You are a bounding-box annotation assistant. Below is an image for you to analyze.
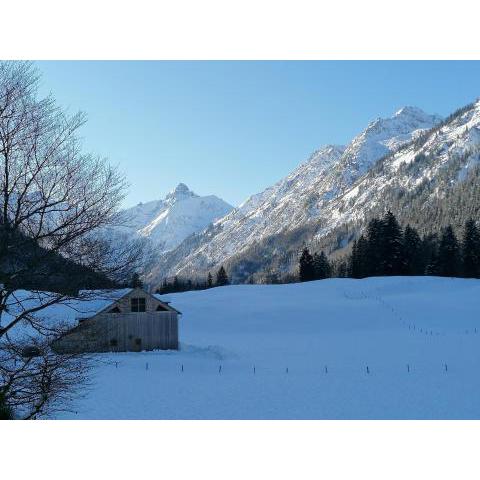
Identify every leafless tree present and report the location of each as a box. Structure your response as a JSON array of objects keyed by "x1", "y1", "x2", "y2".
[
  {"x1": 0, "y1": 61, "x2": 146, "y2": 418},
  {"x1": 0, "y1": 336, "x2": 93, "y2": 419}
]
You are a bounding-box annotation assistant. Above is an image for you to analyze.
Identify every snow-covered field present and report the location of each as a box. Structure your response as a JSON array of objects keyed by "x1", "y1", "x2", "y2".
[{"x1": 57, "y1": 277, "x2": 480, "y2": 419}]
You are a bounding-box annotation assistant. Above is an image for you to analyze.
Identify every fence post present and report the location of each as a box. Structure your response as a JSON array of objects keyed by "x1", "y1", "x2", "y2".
[
  {"x1": 325, "y1": 365, "x2": 328, "y2": 374},
  {"x1": 181, "y1": 364, "x2": 184, "y2": 373},
  {"x1": 407, "y1": 364, "x2": 410, "y2": 373},
  {"x1": 219, "y1": 365, "x2": 222, "y2": 374},
  {"x1": 146, "y1": 362, "x2": 149, "y2": 370},
  {"x1": 253, "y1": 365, "x2": 256, "y2": 375},
  {"x1": 366, "y1": 366, "x2": 370, "y2": 374}
]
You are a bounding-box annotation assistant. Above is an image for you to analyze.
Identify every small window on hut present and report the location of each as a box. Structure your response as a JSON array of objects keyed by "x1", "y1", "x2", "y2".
[{"x1": 131, "y1": 297, "x2": 146, "y2": 312}]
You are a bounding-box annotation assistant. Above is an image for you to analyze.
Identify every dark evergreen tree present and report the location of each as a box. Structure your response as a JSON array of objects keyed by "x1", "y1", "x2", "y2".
[
  {"x1": 313, "y1": 251, "x2": 331, "y2": 279},
  {"x1": 380, "y1": 211, "x2": 405, "y2": 275},
  {"x1": 216, "y1": 266, "x2": 229, "y2": 286},
  {"x1": 356, "y1": 235, "x2": 369, "y2": 278},
  {"x1": 207, "y1": 272, "x2": 213, "y2": 288},
  {"x1": 461, "y1": 219, "x2": 480, "y2": 278},
  {"x1": 131, "y1": 272, "x2": 143, "y2": 289},
  {"x1": 173, "y1": 275, "x2": 180, "y2": 291},
  {"x1": 348, "y1": 240, "x2": 358, "y2": 278},
  {"x1": 337, "y1": 261, "x2": 347, "y2": 278},
  {"x1": 421, "y1": 233, "x2": 439, "y2": 275},
  {"x1": 365, "y1": 218, "x2": 384, "y2": 277},
  {"x1": 349, "y1": 236, "x2": 369, "y2": 278},
  {"x1": 437, "y1": 225, "x2": 460, "y2": 277},
  {"x1": 299, "y1": 248, "x2": 315, "y2": 282},
  {"x1": 403, "y1": 225, "x2": 423, "y2": 275}
]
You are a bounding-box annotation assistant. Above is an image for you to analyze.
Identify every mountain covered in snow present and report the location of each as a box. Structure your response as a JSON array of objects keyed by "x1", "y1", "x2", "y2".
[
  {"x1": 147, "y1": 105, "x2": 450, "y2": 283},
  {"x1": 115, "y1": 183, "x2": 233, "y2": 254}
]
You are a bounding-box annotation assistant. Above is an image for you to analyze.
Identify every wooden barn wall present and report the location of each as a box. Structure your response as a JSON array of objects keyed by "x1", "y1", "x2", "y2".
[{"x1": 54, "y1": 312, "x2": 179, "y2": 353}]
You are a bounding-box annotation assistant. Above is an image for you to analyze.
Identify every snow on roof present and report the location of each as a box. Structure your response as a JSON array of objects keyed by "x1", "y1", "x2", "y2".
[
  {"x1": 152, "y1": 294, "x2": 172, "y2": 303},
  {"x1": 153, "y1": 294, "x2": 182, "y2": 314},
  {"x1": 2, "y1": 289, "x2": 133, "y2": 341},
  {"x1": 3, "y1": 288, "x2": 181, "y2": 342}
]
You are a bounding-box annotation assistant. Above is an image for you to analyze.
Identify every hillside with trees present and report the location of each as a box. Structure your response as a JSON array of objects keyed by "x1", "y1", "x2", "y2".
[{"x1": 298, "y1": 212, "x2": 480, "y2": 282}]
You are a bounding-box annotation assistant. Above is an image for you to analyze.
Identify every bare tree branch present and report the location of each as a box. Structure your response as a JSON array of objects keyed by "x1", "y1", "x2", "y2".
[{"x1": 0, "y1": 61, "x2": 145, "y2": 419}]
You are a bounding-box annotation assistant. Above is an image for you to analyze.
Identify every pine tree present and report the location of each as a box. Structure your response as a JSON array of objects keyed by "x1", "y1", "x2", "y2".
[
  {"x1": 207, "y1": 272, "x2": 213, "y2": 288},
  {"x1": 437, "y1": 225, "x2": 460, "y2": 277},
  {"x1": 356, "y1": 235, "x2": 369, "y2": 278},
  {"x1": 348, "y1": 240, "x2": 358, "y2": 278},
  {"x1": 131, "y1": 272, "x2": 143, "y2": 289},
  {"x1": 299, "y1": 248, "x2": 315, "y2": 282},
  {"x1": 216, "y1": 266, "x2": 229, "y2": 286},
  {"x1": 422, "y1": 233, "x2": 439, "y2": 275},
  {"x1": 313, "y1": 251, "x2": 331, "y2": 279},
  {"x1": 173, "y1": 276, "x2": 180, "y2": 291},
  {"x1": 348, "y1": 236, "x2": 368, "y2": 278},
  {"x1": 403, "y1": 225, "x2": 423, "y2": 275},
  {"x1": 159, "y1": 278, "x2": 170, "y2": 294},
  {"x1": 461, "y1": 219, "x2": 480, "y2": 278},
  {"x1": 380, "y1": 211, "x2": 405, "y2": 276},
  {"x1": 365, "y1": 218, "x2": 384, "y2": 277},
  {"x1": 337, "y1": 261, "x2": 347, "y2": 278}
]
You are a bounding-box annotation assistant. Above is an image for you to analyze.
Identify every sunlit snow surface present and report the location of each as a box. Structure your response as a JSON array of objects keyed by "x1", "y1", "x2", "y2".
[{"x1": 57, "y1": 277, "x2": 480, "y2": 419}]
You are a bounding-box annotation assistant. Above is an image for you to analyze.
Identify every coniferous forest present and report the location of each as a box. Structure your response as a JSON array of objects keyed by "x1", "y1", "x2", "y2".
[
  {"x1": 299, "y1": 211, "x2": 480, "y2": 282},
  {"x1": 158, "y1": 212, "x2": 480, "y2": 291},
  {"x1": 158, "y1": 265, "x2": 229, "y2": 293}
]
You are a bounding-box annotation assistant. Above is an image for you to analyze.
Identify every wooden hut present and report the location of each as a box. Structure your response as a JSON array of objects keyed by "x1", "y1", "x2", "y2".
[{"x1": 53, "y1": 288, "x2": 180, "y2": 353}]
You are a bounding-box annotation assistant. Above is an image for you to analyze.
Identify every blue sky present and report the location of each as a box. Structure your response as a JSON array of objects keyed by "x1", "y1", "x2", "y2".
[{"x1": 36, "y1": 61, "x2": 480, "y2": 208}]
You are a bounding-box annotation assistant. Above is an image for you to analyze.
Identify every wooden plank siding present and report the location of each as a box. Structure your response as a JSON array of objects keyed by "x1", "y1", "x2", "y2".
[{"x1": 53, "y1": 288, "x2": 179, "y2": 353}]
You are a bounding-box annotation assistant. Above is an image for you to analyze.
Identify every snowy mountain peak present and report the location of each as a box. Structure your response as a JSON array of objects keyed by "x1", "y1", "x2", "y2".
[
  {"x1": 112, "y1": 184, "x2": 233, "y2": 254},
  {"x1": 394, "y1": 105, "x2": 442, "y2": 127},
  {"x1": 395, "y1": 105, "x2": 429, "y2": 117},
  {"x1": 339, "y1": 107, "x2": 442, "y2": 181},
  {"x1": 363, "y1": 106, "x2": 441, "y2": 138},
  {"x1": 166, "y1": 183, "x2": 197, "y2": 202}
]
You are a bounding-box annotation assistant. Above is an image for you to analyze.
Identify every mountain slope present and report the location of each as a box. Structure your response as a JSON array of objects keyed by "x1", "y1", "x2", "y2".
[
  {"x1": 117, "y1": 183, "x2": 233, "y2": 254},
  {"x1": 225, "y1": 99, "x2": 480, "y2": 280},
  {"x1": 312, "y1": 100, "x2": 480, "y2": 240},
  {"x1": 148, "y1": 106, "x2": 442, "y2": 283}
]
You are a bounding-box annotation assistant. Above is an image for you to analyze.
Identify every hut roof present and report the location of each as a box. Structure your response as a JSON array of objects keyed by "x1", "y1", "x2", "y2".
[{"x1": 3, "y1": 288, "x2": 178, "y2": 341}]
